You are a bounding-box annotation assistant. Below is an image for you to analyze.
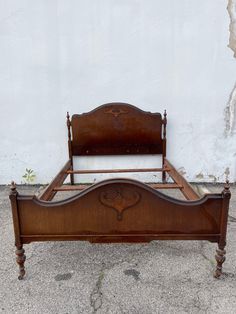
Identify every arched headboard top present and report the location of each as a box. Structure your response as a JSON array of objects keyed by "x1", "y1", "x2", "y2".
[{"x1": 69, "y1": 103, "x2": 166, "y2": 156}]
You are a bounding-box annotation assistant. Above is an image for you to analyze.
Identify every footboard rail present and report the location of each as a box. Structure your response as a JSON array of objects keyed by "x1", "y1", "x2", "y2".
[{"x1": 9, "y1": 179, "x2": 230, "y2": 279}]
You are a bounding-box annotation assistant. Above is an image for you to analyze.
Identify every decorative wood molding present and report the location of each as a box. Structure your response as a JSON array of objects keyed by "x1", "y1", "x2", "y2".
[
  {"x1": 100, "y1": 187, "x2": 141, "y2": 220},
  {"x1": 104, "y1": 108, "x2": 128, "y2": 117}
]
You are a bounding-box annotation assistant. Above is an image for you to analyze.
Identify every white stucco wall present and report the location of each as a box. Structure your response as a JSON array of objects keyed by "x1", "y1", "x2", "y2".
[{"x1": 0, "y1": 0, "x2": 236, "y2": 184}]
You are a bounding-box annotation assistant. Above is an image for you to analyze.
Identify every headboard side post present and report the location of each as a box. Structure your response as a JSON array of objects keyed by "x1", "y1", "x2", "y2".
[
  {"x1": 9, "y1": 181, "x2": 26, "y2": 280},
  {"x1": 162, "y1": 110, "x2": 167, "y2": 183},
  {"x1": 67, "y1": 112, "x2": 74, "y2": 185}
]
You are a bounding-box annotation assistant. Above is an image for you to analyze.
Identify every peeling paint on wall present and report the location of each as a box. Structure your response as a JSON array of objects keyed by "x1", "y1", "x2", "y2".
[
  {"x1": 196, "y1": 173, "x2": 204, "y2": 180},
  {"x1": 224, "y1": 167, "x2": 230, "y2": 180},
  {"x1": 178, "y1": 167, "x2": 186, "y2": 176},
  {"x1": 195, "y1": 171, "x2": 230, "y2": 183},
  {"x1": 225, "y1": 83, "x2": 236, "y2": 135},
  {"x1": 227, "y1": 0, "x2": 236, "y2": 57},
  {"x1": 208, "y1": 175, "x2": 217, "y2": 183}
]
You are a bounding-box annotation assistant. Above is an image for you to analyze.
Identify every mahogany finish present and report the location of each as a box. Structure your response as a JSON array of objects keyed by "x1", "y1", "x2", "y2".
[
  {"x1": 9, "y1": 103, "x2": 231, "y2": 279},
  {"x1": 71, "y1": 103, "x2": 164, "y2": 155}
]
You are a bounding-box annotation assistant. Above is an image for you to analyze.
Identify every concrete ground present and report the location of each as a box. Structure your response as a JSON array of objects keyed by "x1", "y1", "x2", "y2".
[{"x1": 0, "y1": 184, "x2": 236, "y2": 314}]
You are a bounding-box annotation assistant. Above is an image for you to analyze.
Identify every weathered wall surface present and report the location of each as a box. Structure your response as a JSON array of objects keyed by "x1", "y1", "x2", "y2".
[
  {"x1": 0, "y1": 0, "x2": 236, "y2": 184},
  {"x1": 228, "y1": 0, "x2": 236, "y2": 57}
]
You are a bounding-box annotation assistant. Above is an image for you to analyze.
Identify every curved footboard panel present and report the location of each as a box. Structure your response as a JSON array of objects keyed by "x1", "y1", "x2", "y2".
[{"x1": 14, "y1": 179, "x2": 226, "y2": 244}]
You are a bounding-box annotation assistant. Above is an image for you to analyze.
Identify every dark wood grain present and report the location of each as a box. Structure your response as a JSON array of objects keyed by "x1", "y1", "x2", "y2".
[
  {"x1": 17, "y1": 179, "x2": 223, "y2": 239},
  {"x1": 71, "y1": 103, "x2": 164, "y2": 155}
]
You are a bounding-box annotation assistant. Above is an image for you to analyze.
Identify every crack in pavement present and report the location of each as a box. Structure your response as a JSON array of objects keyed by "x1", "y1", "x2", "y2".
[
  {"x1": 89, "y1": 245, "x2": 147, "y2": 313},
  {"x1": 90, "y1": 267, "x2": 105, "y2": 313}
]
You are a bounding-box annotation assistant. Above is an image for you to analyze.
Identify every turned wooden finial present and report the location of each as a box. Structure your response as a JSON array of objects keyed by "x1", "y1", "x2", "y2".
[
  {"x1": 66, "y1": 111, "x2": 71, "y2": 141},
  {"x1": 164, "y1": 109, "x2": 167, "y2": 119},
  {"x1": 67, "y1": 111, "x2": 70, "y2": 127},
  {"x1": 163, "y1": 110, "x2": 167, "y2": 139},
  {"x1": 10, "y1": 181, "x2": 17, "y2": 196},
  {"x1": 222, "y1": 179, "x2": 231, "y2": 198}
]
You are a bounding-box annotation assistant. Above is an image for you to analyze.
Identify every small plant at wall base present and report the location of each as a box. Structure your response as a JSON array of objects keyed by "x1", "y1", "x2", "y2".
[{"x1": 22, "y1": 168, "x2": 36, "y2": 184}]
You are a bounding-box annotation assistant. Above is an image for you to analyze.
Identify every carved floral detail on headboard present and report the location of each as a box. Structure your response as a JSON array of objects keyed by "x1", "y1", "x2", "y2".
[
  {"x1": 99, "y1": 187, "x2": 141, "y2": 220},
  {"x1": 104, "y1": 108, "x2": 128, "y2": 117}
]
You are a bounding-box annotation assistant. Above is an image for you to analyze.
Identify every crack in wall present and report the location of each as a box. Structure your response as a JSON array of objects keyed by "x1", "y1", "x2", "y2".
[
  {"x1": 228, "y1": 0, "x2": 236, "y2": 57},
  {"x1": 224, "y1": 82, "x2": 236, "y2": 136}
]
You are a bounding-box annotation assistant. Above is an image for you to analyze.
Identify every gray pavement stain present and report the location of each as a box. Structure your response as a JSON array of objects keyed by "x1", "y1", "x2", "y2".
[
  {"x1": 124, "y1": 268, "x2": 140, "y2": 280},
  {"x1": 54, "y1": 273, "x2": 73, "y2": 281}
]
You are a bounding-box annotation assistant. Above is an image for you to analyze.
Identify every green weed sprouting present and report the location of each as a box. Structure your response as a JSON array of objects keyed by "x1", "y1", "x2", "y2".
[{"x1": 22, "y1": 168, "x2": 36, "y2": 184}]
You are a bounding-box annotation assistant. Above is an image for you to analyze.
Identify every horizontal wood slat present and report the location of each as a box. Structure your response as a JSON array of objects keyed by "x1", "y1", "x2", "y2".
[{"x1": 66, "y1": 167, "x2": 170, "y2": 174}]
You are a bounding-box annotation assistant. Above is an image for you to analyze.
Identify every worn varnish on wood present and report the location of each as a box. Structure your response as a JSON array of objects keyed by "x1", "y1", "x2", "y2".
[{"x1": 9, "y1": 103, "x2": 231, "y2": 280}]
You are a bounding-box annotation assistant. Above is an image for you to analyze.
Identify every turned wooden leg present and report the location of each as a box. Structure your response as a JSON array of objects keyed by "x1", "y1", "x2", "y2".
[
  {"x1": 16, "y1": 245, "x2": 26, "y2": 280},
  {"x1": 214, "y1": 245, "x2": 226, "y2": 278}
]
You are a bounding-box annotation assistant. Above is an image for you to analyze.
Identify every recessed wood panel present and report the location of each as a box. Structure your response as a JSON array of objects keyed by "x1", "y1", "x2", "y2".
[{"x1": 71, "y1": 103, "x2": 163, "y2": 155}]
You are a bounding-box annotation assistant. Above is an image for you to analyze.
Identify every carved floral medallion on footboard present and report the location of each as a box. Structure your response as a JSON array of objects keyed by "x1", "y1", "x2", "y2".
[{"x1": 99, "y1": 187, "x2": 141, "y2": 220}]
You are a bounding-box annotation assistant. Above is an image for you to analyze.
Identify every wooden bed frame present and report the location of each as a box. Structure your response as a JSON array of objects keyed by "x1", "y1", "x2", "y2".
[{"x1": 10, "y1": 103, "x2": 231, "y2": 280}]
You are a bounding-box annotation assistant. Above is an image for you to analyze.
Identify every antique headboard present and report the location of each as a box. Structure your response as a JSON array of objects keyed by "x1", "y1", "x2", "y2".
[{"x1": 67, "y1": 103, "x2": 167, "y2": 157}]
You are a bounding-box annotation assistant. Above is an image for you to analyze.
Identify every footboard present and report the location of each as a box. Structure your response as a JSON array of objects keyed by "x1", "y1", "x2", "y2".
[
  {"x1": 10, "y1": 178, "x2": 230, "y2": 243},
  {"x1": 11, "y1": 179, "x2": 228, "y2": 239},
  {"x1": 10, "y1": 179, "x2": 230, "y2": 279}
]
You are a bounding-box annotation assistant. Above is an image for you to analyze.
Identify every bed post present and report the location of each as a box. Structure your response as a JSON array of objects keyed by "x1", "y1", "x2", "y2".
[
  {"x1": 67, "y1": 112, "x2": 74, "y2": 185},
  {"x1": 9, "y1": 182, "x2": 26, "y2": 280},
  {"x1": 214, "y1": 180, "x2": 231, "y2": 278},
  {"x1": 162, "y1": 110, "x2": 167, "y2": 183}
]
